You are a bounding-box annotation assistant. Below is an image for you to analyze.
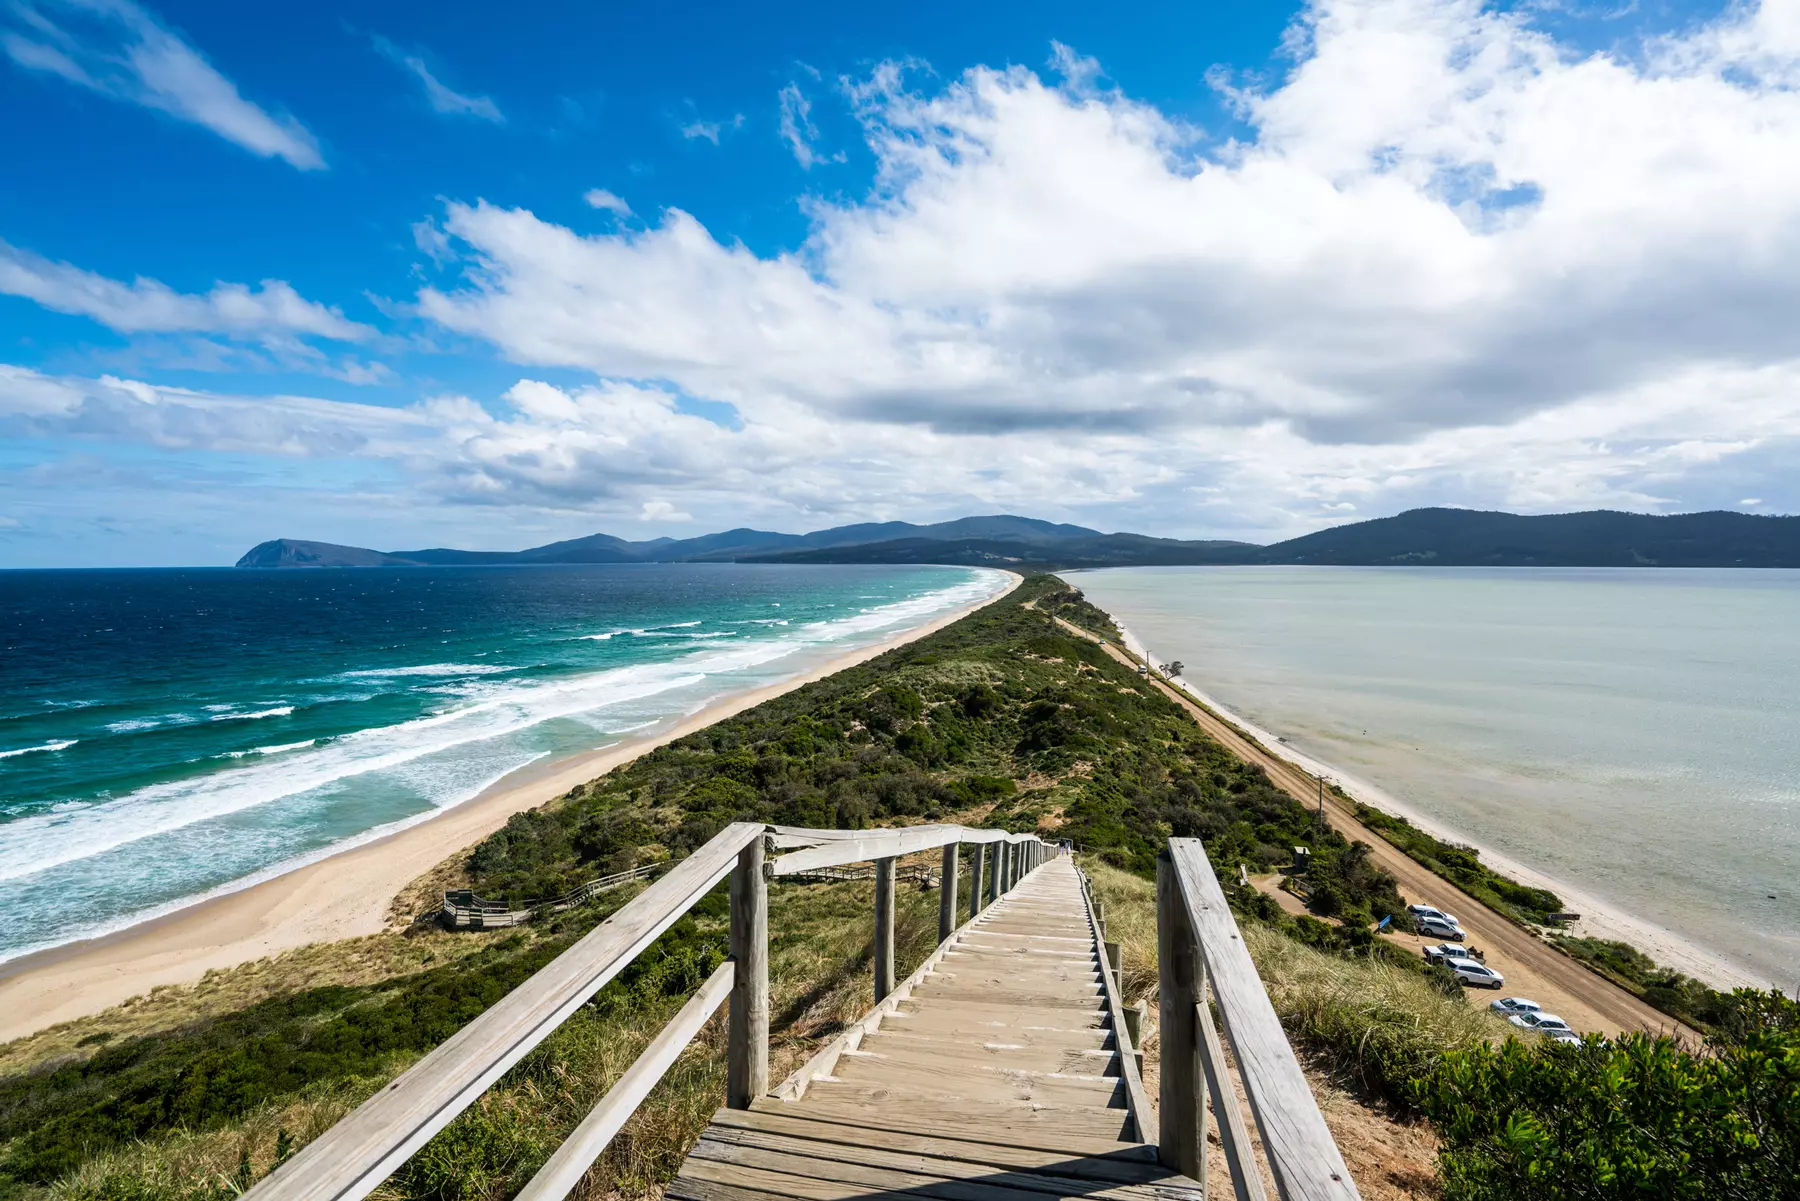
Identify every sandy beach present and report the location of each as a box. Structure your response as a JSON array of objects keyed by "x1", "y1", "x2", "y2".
[
  {"x1": 0, "y1": 571, "x2": 1019, "y2": 1045},
  {"x1": 1112, "y1": 622, "x2": 1766, "y2": 993}
]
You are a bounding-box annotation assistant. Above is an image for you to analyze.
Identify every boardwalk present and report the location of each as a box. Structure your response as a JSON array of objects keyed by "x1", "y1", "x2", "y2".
[
  {"x1": 248, "y1": 824, "x2": 1356, "y2": 1201},
  {"x1": 670, "y1": 857, "x2": 1204, "y2": 1201}
]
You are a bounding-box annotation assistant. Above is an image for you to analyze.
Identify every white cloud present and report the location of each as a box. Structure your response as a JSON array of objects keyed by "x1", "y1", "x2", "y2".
[
  {"x1": 0, "y1": 240, "x2": 373, "y2": 342},
  {"x1": 680, "y1": 112, "x2": 743, "y2": 144},
  {"x1": 778, "y1": 81, "x2": 842, "y2": 169},
  {"x1": 395, "y1": 0, "x2": 1800, "y2": 533},
  {"x1": 2, "y1": 0, "x2": 323, "y2": 169},
  {"x1": 582, "y1": 188, "x2": 632, "y2": 217},
  {"x1": 640, "y1": 499, "x2": 693, "y2": 522},
  {"x1": 17, "y1": 0, "x2": 1800, "y2": 543},
  {"x1": 373, "y1": 35, "x2": 503, "y2": 124}
]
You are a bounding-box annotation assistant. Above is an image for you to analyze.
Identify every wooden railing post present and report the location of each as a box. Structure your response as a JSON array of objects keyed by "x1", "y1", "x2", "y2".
[
  {"x1": 874, "y1": 856, "x2": 896, "y2": 999},
  {"x1": 986, "y1": 842, "x2": 1002, "y2": 907},
  {"x1": 1158, "y1": 849, "x2": 1205, "y2": 1186},
  {"x1": 969, "y1": 843, "x2": 986, "y2": 918},
  {"x1": 939, "y1": 842, "x2": 959, "y2": 944},
  {"x1": 728, "y1": 833, "x2": 769, "y2": 1109}
]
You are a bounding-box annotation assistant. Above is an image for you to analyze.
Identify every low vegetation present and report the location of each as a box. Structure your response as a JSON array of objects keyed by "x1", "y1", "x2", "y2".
[
  {"x1": 1415, "y1": 989, "x2": 1800, "y2": 1199},
  {"x1": 1350, "y1": 802, "x2": 1563, "y2": 926},
  {"x1": 1548, "y1": 932, "x2": 1746, "y2": 1032},
  {"x1": 1083, "y1": 860, "x2": 1495, "y2": 1108}
]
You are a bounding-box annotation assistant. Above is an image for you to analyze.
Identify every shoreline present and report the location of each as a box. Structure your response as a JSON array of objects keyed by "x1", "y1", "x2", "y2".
[
  {"x1": 1110, "y1": 620, "x2": 1766, "y2": 993},
  {"x1": 0, "y1": 570, "x2": 1020, "y2": 1044}
]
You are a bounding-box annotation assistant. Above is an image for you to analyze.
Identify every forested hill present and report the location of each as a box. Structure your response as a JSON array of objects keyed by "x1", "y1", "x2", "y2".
[
  {"x1": 745, "y1": 508, "x2": 1800, "y2": 568},
  {"x1": 1251, "y1": 507, "x2": 1800, "y2": 568},
  {"x1": 238, "y1": 507, "x2": 1800, "y2": 570}
]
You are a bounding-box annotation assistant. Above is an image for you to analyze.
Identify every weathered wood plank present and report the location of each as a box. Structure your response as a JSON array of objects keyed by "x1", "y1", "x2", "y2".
[
  {"x1": 1077, "y1": 863, "x2": 1158, "y2": 1148},
  {"x1": 874, "y1": 856, "x2": 896, "y2": 1000},
  {"x1": 687, "y1": 1131, "x2": 1203, "y2": 1201},
  {"x1": 246, "y1": 821, "x2": 766, "y2": 1201},
  {"x1": 747, "y1": 1098, "x2": 1145, "y2": 1157},
  {"x1": 1157, "y1": 854, "x2": 1203, "y2": 1184},
  {"x1": 709, "y1": 1107, "x2": 1163, "y2": 1182},
  {"x1": 940, "y1": 842, "x2": 960, "y2": 944},
  {"x1": 770, "y1": 826, "x2": 1042, "y2": 877},
  {"x1": 515, "y1": 961, "x2": 733, "y2": 1201},
  {"x1": 728, "y1": 835, "x2": 768, "y2": 1109},
  {"x1": 1198, "y1": 999, "x2": 1270, "y2": 1201},
  {"x1": 1168, "y1": 839, "x2": 1360, "y2": 1199}
]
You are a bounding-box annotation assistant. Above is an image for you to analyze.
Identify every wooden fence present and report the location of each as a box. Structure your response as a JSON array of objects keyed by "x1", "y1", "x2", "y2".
[{"x1": 244, "y1": 822, "x2": 1054, "y2": 1201}]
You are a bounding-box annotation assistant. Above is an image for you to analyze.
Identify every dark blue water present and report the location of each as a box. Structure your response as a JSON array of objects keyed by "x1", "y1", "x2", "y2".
[{"x1": 0, "y1": 563, "x2": 1003, "y2": 959}]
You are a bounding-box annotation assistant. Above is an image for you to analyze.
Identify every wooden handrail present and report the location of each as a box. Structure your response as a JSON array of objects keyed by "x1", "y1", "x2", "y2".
[
  {"x1": 1075, "y1": 865, "x2": 1157, "y2": 1145},
  {"x1": 514, "y1": 960, "x2": 734, "y2": 1200},
  {"x1": 246, "y1": 822, "x2": 766, "y2": 1201},
  {"x1": 248, "y1": 820, "x2": 1055, "y2": 1201},
  {"x1": 440, "y1": 863, "x2": 664, "y2": 928},
  {"x1": 1160, "y1": 839, "x2": 1360, "y2": 1200},
  {"x1": 768, "y1": 822, "x2": 1039, "y2": 876}
]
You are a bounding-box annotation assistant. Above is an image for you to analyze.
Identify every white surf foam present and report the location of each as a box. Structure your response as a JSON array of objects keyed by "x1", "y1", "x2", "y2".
[
  {"x1": 337, "y1": 663, "x2": 514, "y2": 678},
  {"x1": 210, "y1": 707, "x2": 295, "y2": 722},
  {"x1": 0, "y1": 569, "x2": 1007, "y2": 889},
  {"x1": 0, "y1": 739, "x2": 78, "y2": 760},
  {"x1": 221, "y1": 740, "x2": 317, "y2": 759}
]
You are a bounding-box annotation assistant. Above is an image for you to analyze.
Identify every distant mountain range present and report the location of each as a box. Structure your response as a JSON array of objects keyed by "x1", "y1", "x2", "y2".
[{"x1": 236, "y1": 508, "x2": 1800, "y2": 570}]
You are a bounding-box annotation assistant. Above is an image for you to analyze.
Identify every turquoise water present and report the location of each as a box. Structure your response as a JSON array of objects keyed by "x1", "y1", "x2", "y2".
[
  {"x1": 0, "y1": 563, "x2": 1004, "y2": 961},
  {"x1": 1071, "y1": 567, "x2": 1800, "y2": 987}
]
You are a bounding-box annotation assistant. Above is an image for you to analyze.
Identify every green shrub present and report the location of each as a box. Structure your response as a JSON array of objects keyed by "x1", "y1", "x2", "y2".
[{"x1": 1414, "y1": 989, "x2": 1800, "y2": 1199}]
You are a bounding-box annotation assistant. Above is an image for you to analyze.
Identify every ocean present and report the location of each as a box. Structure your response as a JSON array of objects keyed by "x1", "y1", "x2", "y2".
[
  {"x1": 1070, "y1": 566, "x2": 1800, "y2": 988},
  {"x1": 0, "y1": 563, "x2": 1005, "y2": 962}
]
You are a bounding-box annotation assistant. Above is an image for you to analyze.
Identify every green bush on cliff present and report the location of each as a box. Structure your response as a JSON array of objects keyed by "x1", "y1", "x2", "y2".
[{"x1": 1413, "y1": 989, "x2": 1800, "y2": 1200}]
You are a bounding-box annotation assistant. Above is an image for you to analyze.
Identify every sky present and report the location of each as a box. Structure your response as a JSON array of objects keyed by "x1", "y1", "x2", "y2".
[{"x1": 3, "y1": 0, "x2": 1798, "y2": 566}]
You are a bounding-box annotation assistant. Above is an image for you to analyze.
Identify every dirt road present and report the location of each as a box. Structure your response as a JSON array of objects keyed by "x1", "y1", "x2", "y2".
[{"x1": 1049, "y1": 612, "x2": 1688, "y2": 1039}]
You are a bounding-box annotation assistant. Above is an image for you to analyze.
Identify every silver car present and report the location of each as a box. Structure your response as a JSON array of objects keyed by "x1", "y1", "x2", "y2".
[
  {"x1": 1445, "y1": 957, "x2": 1505, "y2": 989},
  {"x1": 1489, "y1": 996, "x2": 1542, "y2": 1016}
]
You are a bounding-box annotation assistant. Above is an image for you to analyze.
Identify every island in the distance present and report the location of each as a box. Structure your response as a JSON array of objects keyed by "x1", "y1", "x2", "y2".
[{"x1": 238, "y1": 506, "x2": 1800, "y2": 570}]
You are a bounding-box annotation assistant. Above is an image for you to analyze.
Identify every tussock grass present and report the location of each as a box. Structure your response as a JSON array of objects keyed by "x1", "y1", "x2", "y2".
[
  {"x1": 17, "y1": 877, "x2": 947, "y2": 1201},
  {"x1": 44, "y1": 1077, "x2": 385, "y2": 1201},
  {"x1": 1080, "y1": 857, "x2": 1502, "y2": 1105},
  {"x1": 0, "y1": 928, "x2": 509, "y2": 1081}
]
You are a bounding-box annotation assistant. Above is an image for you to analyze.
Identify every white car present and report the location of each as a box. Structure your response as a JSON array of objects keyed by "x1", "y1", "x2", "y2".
[
  {"x1": 1446, "y1": 957, "x2": 1505, "y2": 989},
  {"x1": 1417, "y1": 915, "x2": 1466, "y2": 940},
  {"x1": 1489, "y1": 996, "x2": 1542, "y2": 1016},
  {"x1": 1423, "y1": 943, "x2": 1471, "y2": 964},
  {"x1": 1510, "y1": 1012, "x2": 1575, "y2": 1038},
  {"x1": 1408, "y1": 903, "x2": 1461, "y2": 925}
]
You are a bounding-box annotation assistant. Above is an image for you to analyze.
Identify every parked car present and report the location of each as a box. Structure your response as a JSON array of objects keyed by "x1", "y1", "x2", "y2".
[
  {"x1": 1510, "y1": 1012, "x2": 1575, "y2": 1038},
  {"x1": 1423, "y1": 942, "x2": 1471, "y2": 964},
  {"x1": 1445, "y1": 957, "x2": 1505, "y2": 989},
  {"x1": 1489, "y1": 996, "x2": 1542, "y2": 1016},
  {"x1": 1409, "y1": 903, "x2": 1461, "y2": 925},
  {"x1": 1545, "y1": 1028, "x2": 1583, "y2": 1045},
  {"x1": 1417, "y1": 914, "x2": 1465, "y2": 940}
]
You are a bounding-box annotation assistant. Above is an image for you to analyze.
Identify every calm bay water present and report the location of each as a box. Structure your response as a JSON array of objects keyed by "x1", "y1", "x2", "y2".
[
  {"x1": 1072, "y1": 566, "x2": 1800, "y2": 987},
  {"x1": 0, "y1": 563, "x2": 1003, "y2": 962}
]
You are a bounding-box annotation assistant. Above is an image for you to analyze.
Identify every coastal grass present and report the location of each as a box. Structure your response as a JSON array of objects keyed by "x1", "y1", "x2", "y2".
[
  {"x1": 1547, "y1": 933, "x2": 1744, "y2": 1032},
  {"x1": 1082, "y1": 859, "x2": 1502, "y2": 1106},
  {"x1": 0, "y1": 925, "x2": 513, "y2": 1082}
]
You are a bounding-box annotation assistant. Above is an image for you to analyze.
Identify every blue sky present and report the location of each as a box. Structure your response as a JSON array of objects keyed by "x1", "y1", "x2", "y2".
[{"x1": 5, "y1": 0, "x2": 1798, "y2": 566}]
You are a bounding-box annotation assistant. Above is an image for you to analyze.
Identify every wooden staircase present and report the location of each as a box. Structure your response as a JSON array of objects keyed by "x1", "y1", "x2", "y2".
[{"x1": 670, "y1": 857, "x2": 1200, "y2": 1200}]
